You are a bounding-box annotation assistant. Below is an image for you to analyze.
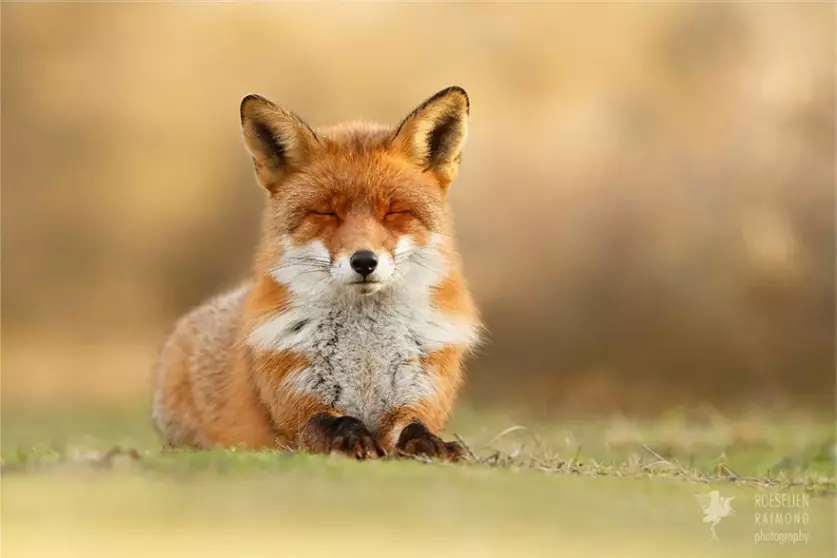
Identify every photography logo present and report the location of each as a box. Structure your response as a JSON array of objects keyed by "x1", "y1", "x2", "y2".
[{"x1": 696, "y1": 490, "x2": 736, "y2": 540}]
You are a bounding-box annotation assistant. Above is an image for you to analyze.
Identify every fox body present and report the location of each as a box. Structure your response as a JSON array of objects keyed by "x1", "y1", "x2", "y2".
[{"x1": 152, "y1": 87, "x2": 480, "y2": 459}]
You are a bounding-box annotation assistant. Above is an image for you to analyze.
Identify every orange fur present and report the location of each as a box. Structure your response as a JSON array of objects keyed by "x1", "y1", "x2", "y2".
[{"x1": 153, "y1": 87, "x2": 480, "y2": 456}]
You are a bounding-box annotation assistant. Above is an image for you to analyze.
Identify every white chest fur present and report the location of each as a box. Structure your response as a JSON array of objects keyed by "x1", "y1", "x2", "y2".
[{"x1": 247, "y1": 236, "x2": 477, "y2": 431}]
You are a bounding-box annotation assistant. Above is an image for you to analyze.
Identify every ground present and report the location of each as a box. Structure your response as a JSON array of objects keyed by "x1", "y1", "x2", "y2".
[{"x1": 1, "y1": 404, "x2": 834, "y2": 557}]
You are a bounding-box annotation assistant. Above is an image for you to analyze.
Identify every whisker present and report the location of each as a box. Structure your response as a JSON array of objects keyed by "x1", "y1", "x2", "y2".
[
  {"x1": 285, "y1": 269, "x2": 330, "y2": 279},
  {"x1": 405, "y1": 259, "x2": 439, "y2": 275},
  {"x1": 278, "y1": 257, "x2": 331, "y2": 265},
  {"x1": 394, "y1": 252, "x2": 441, "y2": 276},
  {"x1": 273, "y1": 260, "x2": 331, "y2": 270}
]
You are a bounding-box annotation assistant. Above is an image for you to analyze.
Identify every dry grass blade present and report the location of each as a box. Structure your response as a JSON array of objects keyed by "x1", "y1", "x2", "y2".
[
  {"x1": 641, "y1": 444, "x2": 687, "y2": 476},
  {"x1": 718, "y1": 463, "x2": 740, "y2": 481},
  {"x1": 640, "y1": 460, "x2": 672, "y2": 472},
  {"x1": 485, "y1": 425, "x2": 531, "y2": 448}
]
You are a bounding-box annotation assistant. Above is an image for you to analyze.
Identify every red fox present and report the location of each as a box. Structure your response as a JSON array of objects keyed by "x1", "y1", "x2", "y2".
[{"x1": 152, "y1": 87, "x2": 481, "y2": 460}]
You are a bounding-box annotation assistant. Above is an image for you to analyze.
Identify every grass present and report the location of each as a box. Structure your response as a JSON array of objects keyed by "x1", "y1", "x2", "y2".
[{"x1": 1, "y1": 404, "x2": 835, "y2": 557}]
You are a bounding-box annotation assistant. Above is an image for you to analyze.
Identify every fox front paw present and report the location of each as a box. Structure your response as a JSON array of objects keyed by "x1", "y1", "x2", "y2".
[
  {"x1": 301, "y1": 414, "x2": 386, "y2": 460},
  {"x1": 396, "y1": 422, "x2": 465, "y2": 462}
]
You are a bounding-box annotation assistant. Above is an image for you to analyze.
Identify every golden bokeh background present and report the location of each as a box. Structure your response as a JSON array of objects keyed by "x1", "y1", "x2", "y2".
[{"x1": 2, "y1": 3, "x2": 834, "y2": 415}]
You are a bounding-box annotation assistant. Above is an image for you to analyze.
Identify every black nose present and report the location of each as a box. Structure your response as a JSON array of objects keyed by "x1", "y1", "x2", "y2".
[{"x1": 350, "y1": 250, "x2": 378, "y2": 278}]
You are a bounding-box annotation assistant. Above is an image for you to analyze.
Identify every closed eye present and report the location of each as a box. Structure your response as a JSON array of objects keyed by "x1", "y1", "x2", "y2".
[
  {"x1": 310, "y1": 210, "x2": 337, "y2": 218},
  {"x1": 386, "y1": 210, "x2": 412, "y2": 217}
]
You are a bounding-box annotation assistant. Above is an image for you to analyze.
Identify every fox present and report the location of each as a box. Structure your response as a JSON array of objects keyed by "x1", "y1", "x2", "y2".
[{"x1": 152, "y1": 86, "x2": 481, "y2": 460}]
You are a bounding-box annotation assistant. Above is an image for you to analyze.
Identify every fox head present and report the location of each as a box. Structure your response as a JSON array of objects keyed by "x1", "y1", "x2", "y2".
[{"x1": 240, "y1": 87, "x2": 469, "y2": 298}]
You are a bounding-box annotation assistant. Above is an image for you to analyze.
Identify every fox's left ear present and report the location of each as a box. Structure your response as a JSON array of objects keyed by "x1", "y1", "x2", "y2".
[{"x1": 392, "y1": 86, "x2": 469, "y2": 188}]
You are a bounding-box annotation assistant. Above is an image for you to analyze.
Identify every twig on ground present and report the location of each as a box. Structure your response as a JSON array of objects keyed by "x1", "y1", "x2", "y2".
[{"x1": 453, "y1": 433, "x2": 480, "y2": 463}]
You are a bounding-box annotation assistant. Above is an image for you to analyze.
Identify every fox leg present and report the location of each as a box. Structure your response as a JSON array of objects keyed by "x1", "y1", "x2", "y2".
[
  {"x1": 300, "y1": 412, "x2": 386, "y2": 460},
  {"x1": 378, "y1": 405, "x2": 465, "y2": 462},
  {"x1": 377, "y1": 348, "x2": 467, "y2": 461},
  {"x1": 397, "y1": 421, "x2": 466, "y2": 462},
  {"x1": 249, "y1": 351, "x2": 383, "y2": 459},
  {"x1": 265, "y1": 391, "x2": 385, "y2": 460}
]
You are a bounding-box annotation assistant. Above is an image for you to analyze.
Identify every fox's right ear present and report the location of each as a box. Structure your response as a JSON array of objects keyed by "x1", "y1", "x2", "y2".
[{"x1": 240, "y1": 94, "x2": 318, "y2": 192}]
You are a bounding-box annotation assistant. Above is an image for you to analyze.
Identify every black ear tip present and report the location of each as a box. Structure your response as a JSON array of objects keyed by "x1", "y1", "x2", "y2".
[
  {"x1": 441, "y1": 86, "x2": 469, "y2": 112},
  {"x1": 241, "y1": 93, "x2": 264, "y2": 107},
  {"x1": 240, "y1": 94, "x2": 273, "y2": 121},
  {"x1": 444, "y1": 85, "x2": 468, "y2": 97}
]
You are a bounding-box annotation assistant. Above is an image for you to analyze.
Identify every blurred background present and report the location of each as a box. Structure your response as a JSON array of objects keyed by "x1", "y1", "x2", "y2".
[{"x1": 2, "y1": 2, "x2": 834, "y2": 418}]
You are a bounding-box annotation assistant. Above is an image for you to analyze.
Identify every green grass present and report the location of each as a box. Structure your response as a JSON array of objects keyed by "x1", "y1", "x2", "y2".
[{"x1": 1, "y1": 405, "x2": 835, "y2": 557}]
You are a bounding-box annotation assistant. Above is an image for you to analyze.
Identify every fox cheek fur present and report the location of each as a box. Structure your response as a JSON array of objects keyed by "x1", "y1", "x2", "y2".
[{"x1": 152, "y1": 86, "x2": 481, "y2": 459}]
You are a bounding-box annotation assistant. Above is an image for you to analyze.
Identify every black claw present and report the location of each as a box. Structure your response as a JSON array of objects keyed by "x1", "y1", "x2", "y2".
[{"x1": 396, "y1": 421, "x2": 461, "y2": 461}]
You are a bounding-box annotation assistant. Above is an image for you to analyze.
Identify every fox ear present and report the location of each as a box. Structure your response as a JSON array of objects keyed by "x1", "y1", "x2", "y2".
[
  {"x1": 240, "y1": 94, "x2": 318, "y2": 192},
  {"x1": 392, "y1": 86, "x2": 469, "y2": 188}
]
